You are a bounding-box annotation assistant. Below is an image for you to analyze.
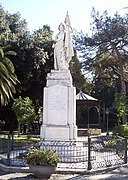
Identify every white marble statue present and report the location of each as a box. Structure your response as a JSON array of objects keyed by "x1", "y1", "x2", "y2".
[
  {"x1": 53, "y1": 12, "x2": 74, "y2": 70},
  {"x1": 40, "y1": 12, "x2": 77, "y2": 141}
]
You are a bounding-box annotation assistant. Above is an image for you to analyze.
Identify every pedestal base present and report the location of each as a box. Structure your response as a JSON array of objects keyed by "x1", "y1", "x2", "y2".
[
  {"x1": 40, "y1": 70, "x2": 77, "y2": 141},
  {"x1": 41, "y1": 125, "x2": 77, "y2": 141}
]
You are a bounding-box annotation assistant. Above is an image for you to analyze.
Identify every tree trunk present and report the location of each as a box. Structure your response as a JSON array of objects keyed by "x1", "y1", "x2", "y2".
[
  {"x1": 111, "y1": 42, "x2": 127, "y2": 124},
  {"x1": 111, "y1": 42, "x2": 126, "y2": 95}
]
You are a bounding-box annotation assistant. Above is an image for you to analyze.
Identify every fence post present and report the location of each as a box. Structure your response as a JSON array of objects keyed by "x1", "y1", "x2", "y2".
[
  {"x1": 116, "y1": 133, "x2": 118, "y2": 154},
  {"x1": 7, "y1": 133, "x2": 11, "y2": 166},
  {"x1": 88, "y1": 136, "x2": 92, "y2": 170},
  {"x1": 124, "y1": 137, "x2": 127, "y2": 163},
  {"x1": 11, "y1": 131, "x2": 14, "y2": 150}
]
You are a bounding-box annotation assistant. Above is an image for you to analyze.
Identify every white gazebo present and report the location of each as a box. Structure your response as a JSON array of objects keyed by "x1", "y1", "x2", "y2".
[
  {"x1": 76, "y1": 91, "x2": 99, "y2": 101},
  {"x1": 76, "y1": 91, "x2": 100, "y2": 129}
]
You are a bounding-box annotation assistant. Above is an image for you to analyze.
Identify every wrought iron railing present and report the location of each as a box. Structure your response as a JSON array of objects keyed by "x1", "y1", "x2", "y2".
[
  {"x1": 0, "y1": 132, "x2": 127, "y2": 170},
  {"x1": 90, "y1": 135, "x2": 126, "y2": 169}
]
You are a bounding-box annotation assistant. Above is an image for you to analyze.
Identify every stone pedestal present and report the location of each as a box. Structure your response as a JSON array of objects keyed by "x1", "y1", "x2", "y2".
[{"x1": 40, "y1": 70, "x2": 77, "y2": 141}]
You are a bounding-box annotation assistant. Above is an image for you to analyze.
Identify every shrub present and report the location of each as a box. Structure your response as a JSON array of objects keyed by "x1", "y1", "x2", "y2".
[
  {"x1": 104, "y1": 140, "x2": 117, "y2": 147},
  {"x1": 113, "y1": 124, "x2": 128, "y2": 137},
  {"x1": 25, "y1": 149, "x2": 60, "y2": 166},
  {"x1": 12, "y1": 96, "x2": 36, "y2": 135}
]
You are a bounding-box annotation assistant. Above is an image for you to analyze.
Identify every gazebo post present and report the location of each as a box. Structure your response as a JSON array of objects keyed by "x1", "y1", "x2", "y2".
[{"x1": 87, "y1": 105, "x2": 90, "y2": 130}]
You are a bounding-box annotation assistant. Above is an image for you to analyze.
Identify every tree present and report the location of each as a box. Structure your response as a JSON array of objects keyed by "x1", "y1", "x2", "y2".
[
  {"x1": 115, "y1": 93, "x2": 128, "y2": 125},
  {"x1": 26, "y1": 25, "x2": 54, "y2": 105},
  {"x1": 0, "y1": 6, "x2": 55, "y2": 131},
  {"x1": 12, "y1": 96, "x2": 36, "y2": 135},
  {"x1": 74, "y1": 9, "x2": 128, "y2": 95},
  {"x1": 0, "y1": 5, "x2": 31, "y2": 94},
  {"x1": 69, "y1": 49, "x2": 92, "y2": 93},
  {"x1": 0, "y1": 6, "x2": 53, "y2": 106},
  {"x1": 0, "y1": 46, "x2": 19, "y2": 106}
]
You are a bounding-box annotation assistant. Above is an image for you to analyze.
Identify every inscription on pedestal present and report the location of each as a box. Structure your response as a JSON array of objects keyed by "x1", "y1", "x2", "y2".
[{"x1": 47, "y1": 85, "x2": 67, "y2": 125}]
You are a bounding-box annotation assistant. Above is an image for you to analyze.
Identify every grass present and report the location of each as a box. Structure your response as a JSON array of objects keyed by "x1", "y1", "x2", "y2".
[
  {"x1": 0, "y1": 134, "x2": 40, "y2": 143},
  {"x1": 0, "y1": 134, "x2": 8, "y2": 139},
  {"x1": 14, "y1": 136, "x2": 40, "y2": 143}
]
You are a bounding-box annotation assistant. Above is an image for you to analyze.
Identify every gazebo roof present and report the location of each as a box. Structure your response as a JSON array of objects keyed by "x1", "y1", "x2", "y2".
[{"x1": 76, "y1": 91, "x2": 98, "y2": 101}]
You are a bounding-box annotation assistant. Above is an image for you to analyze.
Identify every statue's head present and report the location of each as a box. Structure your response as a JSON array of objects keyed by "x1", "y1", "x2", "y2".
[{"x1": 58, "y1": 23, "x2": 65, "y2": 31}]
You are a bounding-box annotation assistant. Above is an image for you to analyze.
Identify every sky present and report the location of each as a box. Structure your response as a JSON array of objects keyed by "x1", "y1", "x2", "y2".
[{"x1": 0, "y1": 0, "x2": 128, "y2": 37}]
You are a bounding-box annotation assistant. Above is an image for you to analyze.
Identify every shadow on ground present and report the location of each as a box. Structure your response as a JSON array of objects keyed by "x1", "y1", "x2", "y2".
[
  {"x1": 67, "y1": 167, "x2": 128, "y2": 180},
  {"x1": 0, "y1": 166, "x2": 128, "y2": 180}
]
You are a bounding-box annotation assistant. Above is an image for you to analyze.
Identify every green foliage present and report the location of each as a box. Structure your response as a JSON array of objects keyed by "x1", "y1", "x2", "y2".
[
  {"x1": 70, "y1": 50, "x2": 92, "y2": 93},
  {"x1": 12, "y1": 96, "x2": 36, "y2": 125},
  {"x1": 14, "y1": 136, "x2": 40, "y2": 143},
  {"x1": 0, "y1": 46, "x2": 19, "y2": 106},
  {"x1": 0, "y1": 5, "x2": 54, "y2": 107},
  {"x1": 104, "y1": 140, "x2": 116, "y2": 147},
  {"x1": 0, "y1": 120, "x2": 5, "y2": 129},
  {"x1": 74, "y1": 8, "x2": 128, "y2": 100},
  {"x1": 0, "y1": 5, "x2": 54, "y2": 130},
  {"x1": 26, "y1": 149, "x2": 60, "y2": 166},
  {"x1": 113, "y1": 124, "x2": 128, "y2": 137},
  {"x1": 115, "y1": 93, "x2": 128, "y2": 124},
  {"x1": 36, "y1": 106, "x2": 43, "y2": 124},
  {"x1": 0, "y1": 134, "x2": 40, "y2": 142}
]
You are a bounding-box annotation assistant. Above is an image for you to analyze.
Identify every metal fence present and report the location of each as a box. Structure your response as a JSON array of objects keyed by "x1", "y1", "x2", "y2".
[
  {"x1": 0, "y1": 131, "x2": 39, "y2": 167},
  {"x1": 90, "y1": 135, "x2": 127, "y2": 169},
  {"x1": 0, "y1": 132, "x2": 127, "y2": 171},
  {"x1": 39, "y1": 135, "x2": 127, "y2": 170}
]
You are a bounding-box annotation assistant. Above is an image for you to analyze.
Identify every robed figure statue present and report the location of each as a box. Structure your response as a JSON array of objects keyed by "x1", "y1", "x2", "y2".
[{"x1": 53, "y1": 12, "x2": 74, "y2": 70}]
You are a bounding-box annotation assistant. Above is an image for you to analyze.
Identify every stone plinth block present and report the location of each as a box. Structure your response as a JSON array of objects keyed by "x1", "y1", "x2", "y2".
[
  {"x1": 40, "y1": 70, "x2": 77, "y2": 141},
  {"x1": 46, "y1": 70, "x2": 72, "y2": 87},
  {"x1": 40, "y1": 85, "x2": 77, "y2": 141}
]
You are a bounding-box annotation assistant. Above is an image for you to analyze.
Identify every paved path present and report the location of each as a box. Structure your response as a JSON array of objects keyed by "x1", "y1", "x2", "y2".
[{"x1": 0, "y1": 166, "x2": 128, "y2": 180}]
